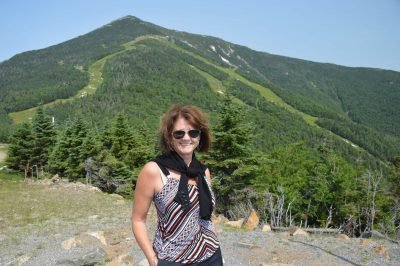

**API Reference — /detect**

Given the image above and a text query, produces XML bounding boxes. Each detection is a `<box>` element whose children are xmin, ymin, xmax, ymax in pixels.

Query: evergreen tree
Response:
<box><xmin>48</xmin><ymin>123</ymin><xmax>74</xmax><ymax>175</ymax></box>
<box><xmin>110</xmin><ymin>114</ymin><xmax>134</xmax><ymax>161</ymax></box>
<box><xmin>206</xmin><ymin>95</ymin><xmax>260</xmax><ymax>215</ymax></box>
<box><xmin>31</xmin><ymin>108</ymin><xmax>56</xmax><ymax>171</ymax></box>
<box><xmin>65</xmin><ymin>117</ymin><xmax>89</xmax><ymax>179</ymax></box>
<box><xmin>127</xmin><ymin>123</ymin><xmax>156</xmax><ymax>178</ymax></box>
<box><xmin>48</xmin><ymin>117</ymin><xmax>97</xmax><ymax>180</ymax></box>
<box><xmin>6</xmin><ymin>123</ymin><xmax>34</xmax><ymax>177</ymax></box>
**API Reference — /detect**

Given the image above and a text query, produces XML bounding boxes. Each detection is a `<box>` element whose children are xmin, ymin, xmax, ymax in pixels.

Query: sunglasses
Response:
<box><xmin>172</xmin><ymin>129</ymin><xmax>201</xmax><ymax>139</ymax></box>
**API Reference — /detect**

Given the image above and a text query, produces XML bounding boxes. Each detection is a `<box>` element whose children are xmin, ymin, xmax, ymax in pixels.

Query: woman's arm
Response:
<box><xmin>131</xmin><ymin>161</ymin><xmax>159</xmax><ymax>266</ymax></box>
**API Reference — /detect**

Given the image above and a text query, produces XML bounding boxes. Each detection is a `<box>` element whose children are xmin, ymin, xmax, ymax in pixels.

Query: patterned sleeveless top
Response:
<box><xmin>153</xmin><ymin>171</ymin><xmax>220</xmax><ymax>264</ymax></box>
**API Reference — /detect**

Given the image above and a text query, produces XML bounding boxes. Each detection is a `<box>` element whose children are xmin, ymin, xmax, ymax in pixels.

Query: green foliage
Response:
<box><xmin>1</xmin><ymin>16</ymin><xmax>399</xmax><ymax>235</ymax></box>
<box><xmin>317</xmin><ymin>118</ymin><xmax>400</xmax><ymax>162</ymax></box>
<box><xmin>206</xmin><ymin>95</ymin><xmax>262</xmax><ymax>214</ymax></box>
<box><xmin>6</xmin><ymin>123</ymin><xmax>34</xmax><ymax>176</ymax></box>
<box><xmin>31</xmin><ymin>108</ymin><xmax>56</xmax><ymax>169</ymax></box>
<box><xmin>6</xmin><ymin>109</ymin><xmax>55</xmax><ymax>177</ymax></box>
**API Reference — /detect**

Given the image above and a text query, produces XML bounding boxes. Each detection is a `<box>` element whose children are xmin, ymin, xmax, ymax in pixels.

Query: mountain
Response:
<box><xmin>0</xmin><ymin>15</ymin><xmax>399</xmax><ymax>165</ymax></box>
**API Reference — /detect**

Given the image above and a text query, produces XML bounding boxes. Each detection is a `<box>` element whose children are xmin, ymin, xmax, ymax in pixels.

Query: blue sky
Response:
<box><xmin>1</xmin><ymin>0</ymin><xmax>399</xmax><ymax>71</ymax></box>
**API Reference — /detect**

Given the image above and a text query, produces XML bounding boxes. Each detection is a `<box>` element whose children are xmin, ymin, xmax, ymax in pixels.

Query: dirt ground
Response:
<box><xmin>1</xmin><ymin>179</ymin><xmax>399</xmax><ymax>266</ymax></box>
<box><xmin>0</xmin><ymin>146</ymin><xmax>7</xmax><ymax>165</ymax></box>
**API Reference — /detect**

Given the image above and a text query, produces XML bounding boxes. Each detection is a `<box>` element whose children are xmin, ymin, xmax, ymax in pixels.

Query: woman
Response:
<box><xmin>131</xmin><ymin>105</ymin><xmax>222</xmax><ymax>266</ymax></box>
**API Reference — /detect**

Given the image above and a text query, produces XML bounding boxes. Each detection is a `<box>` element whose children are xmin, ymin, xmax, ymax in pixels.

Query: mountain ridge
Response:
<box><xmin>0</xmin><ymin>15</ymin><xmax>399</xmax><ymax>164</ymax></box>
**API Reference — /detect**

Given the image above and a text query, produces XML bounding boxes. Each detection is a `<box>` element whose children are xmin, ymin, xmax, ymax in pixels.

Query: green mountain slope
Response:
<box><xmin>0</xmin><ymin>15</ymin><xmax>399</xmax><ymax>164</ymax></box>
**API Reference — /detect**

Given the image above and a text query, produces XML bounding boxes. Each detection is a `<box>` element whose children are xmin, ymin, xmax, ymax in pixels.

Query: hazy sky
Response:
<box><xmin>1</xmin><ymin>0</ymin><xmax>399</xmax><ymax>71</ymax></box>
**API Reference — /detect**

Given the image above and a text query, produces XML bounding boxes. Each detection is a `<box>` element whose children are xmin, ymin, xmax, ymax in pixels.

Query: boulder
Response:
<box><xmin>62</xmin><ymin>234</ymin><xmax>103</xmax><ymax>250</ymax></box>
<box><xmin>336</xmin><ymin>233</ymin><xmax>350</xmax><ymax>240</ymax></box>
<box><xmin>244</xmin><ymin>209</ymin><xmax>259</xmax><ymax>231</ymax></box>
<box><xmin>292</xmin><ymin>228</ymin><xmax>309</xmax><ymax>237</ymax></box>
<box><xmin>226</xmin><ymin>218</ymin><xmax>244</xmax><ymax>228</ymax></box>
<box><xmin>374</xmin><ymin>245</ymin><xmax>389</xmax><ymax>258</ymax></box>
<box><xmin>61</xmin><ymin>229</ymin><xmax>136</xmax><ymax>265</ymax></box>
<box><xmin>212</xmin><ymin>214</ymin><xmax>229</xmax><ymax>225</ymax></box>
<box><xmin>360</xmin><ymin>239</ymin><xmax>373</xmax><ymax>246</ymax></box>
<box><xmin>262</xmin><ymin>224</ymin><xmax>272</xmax><ymax>232</ymax></box>
<box><xmin>106</xmin><ymin>253</ymin><xmax>134</xmax><ymax>266</ymax></box>
<box><xmin>56</xmin><ymin>246</ymin><xmax>106</xmax><ymax>266</ymax></box>
<box><xmin>85</xmin><ymin>231</ymin><xmax>107</xmax><ymax>246</ymax></box>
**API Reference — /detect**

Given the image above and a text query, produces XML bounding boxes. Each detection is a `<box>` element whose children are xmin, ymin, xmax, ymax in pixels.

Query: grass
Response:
<box><xmin>0</xmin><ymin>177</ymin><xmax>142</xmax><ymax>264</ymax></box>
<box><xmin>0</xmin><ymin>171</ymin><xmax>23</xmax><ymax>181</ymax></box>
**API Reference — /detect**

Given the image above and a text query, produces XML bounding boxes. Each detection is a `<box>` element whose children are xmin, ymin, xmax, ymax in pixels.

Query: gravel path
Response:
<box><xmin>1</xmin><ymin>180</ymin><xmax>399</xmax><ymax>266</ymax></box>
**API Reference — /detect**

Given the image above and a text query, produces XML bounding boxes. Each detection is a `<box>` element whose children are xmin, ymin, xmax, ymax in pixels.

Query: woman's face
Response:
<box><xmin>171</xmin><ymin>116</ymin><xmax>200</xmax><ymax>158</ymax></box>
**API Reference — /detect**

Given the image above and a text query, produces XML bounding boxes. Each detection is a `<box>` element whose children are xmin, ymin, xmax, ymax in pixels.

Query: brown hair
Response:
<box><xmin>159</xmin><ymin>104</ymin><xmax>212</xmax><ymax>154</ymax></box>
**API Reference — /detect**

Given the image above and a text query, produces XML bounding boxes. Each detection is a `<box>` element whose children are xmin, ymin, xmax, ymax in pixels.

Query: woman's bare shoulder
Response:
<box><xmin>139</xmin><ymin>161</ymin><xmax>160</xmax><ymax>177</ymax></box>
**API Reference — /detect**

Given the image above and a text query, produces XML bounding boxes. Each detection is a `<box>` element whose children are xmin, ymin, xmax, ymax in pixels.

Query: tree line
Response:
<box><xmin>6</xmin><ymin>97</ymin><xmax>400</xmax><ymax>238</ymax></box>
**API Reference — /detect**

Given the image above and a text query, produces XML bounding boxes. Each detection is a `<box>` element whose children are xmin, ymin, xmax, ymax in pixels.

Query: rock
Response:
<box><xmin>244</xmin><ymin>209</ymin><xmax>259</xmax><ymax>231</ymax></box>
<box><xmin>62</xmin><ymin>234</ymin><xmax>103</xmax><ymax>250</ymax></box>
<box><xmin>336</xmin><ymin>233</ymin><xmax>350</xmax><ymax>240</ymax></box>
<box><xmin>212</xmin><ymin>214</ymin><xmax>229</xmax><ymax>225</ymax></box>
<box><xmin>360</xmin><ymin>239</ymin><xmax>373</xmax><ymax>246</ymax></box>
<box><xmin>85</xmin><ymin>231</ymin><xmax>107</xmax><ymax>246</ymax></box>
<box><xmin>288</xmin><ymin>227</ymin><xmax>298</xmax><ymax>236</ymax></box>
<box><xmin>292</xmin><ymin>228</ymin><xmax>309</xmax><ymax>237</ymax></box>
<box><xmin>15</xmin><ymin>254</ymin><xmax>31</xmax><ymax>266</ymax></box>
<box><xmin>226</xmin><ymin>218</ymin><xmax>244</xmax><ymax>228</ymax></box>
<box><xmin>106</xmin><ymin>253</ymin><xmax>134</xmax><ymax>266</ymax></box>
<box><xmin>52</xmin><ymin>174</ymin><xmax>60</xmax><ymax>183</ymax></box>
<box><xmin>88</xmin><ymin>186</ymin><xmax>102</xmax><ymax>192</ymax></box>
<box><xmin>56</xmin><ymin>246</ymin><xmax>106</xmax><ymax>266</ymax></box>
<box><xmin>262</xmin><ymin>224</ymin><xmax>272</xmax><ymax>232</ymax></box>
<box><xmin>374</xmin><ymin>245</ymin><xmax>389</xmax><ymax>258</ymax></box>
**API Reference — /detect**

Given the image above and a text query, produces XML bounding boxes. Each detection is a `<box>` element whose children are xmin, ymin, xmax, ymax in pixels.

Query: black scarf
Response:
<box><xmin>153</xmin><ymin>151</ymin><xmax>213</xmax><ymax>220</ymax></box>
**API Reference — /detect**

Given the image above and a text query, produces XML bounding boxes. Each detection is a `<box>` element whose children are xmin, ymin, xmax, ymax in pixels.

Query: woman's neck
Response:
<box><xmin>178</xmin><ymin>153</ymin><xmax>192</xmax><ymax>166</ymax></box>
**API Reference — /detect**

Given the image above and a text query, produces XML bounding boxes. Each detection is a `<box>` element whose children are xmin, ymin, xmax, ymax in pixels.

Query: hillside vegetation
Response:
<box><xmin>1</xmin><ymin>16</ymin><xmax>399</xmax><ymax>238</ymax></box>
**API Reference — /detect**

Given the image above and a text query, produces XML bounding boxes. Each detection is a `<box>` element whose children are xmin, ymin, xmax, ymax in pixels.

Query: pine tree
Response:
<box><xmin>31</xmin><ymin>108</ymin><xmax>56</xmax><ymax>171</ymax></box>
<box><xmin>6</xmin><ymin>123</ymin><xmax>34</xmax><ymax>177</ymax></box>
<box><xmin>206</xmin><ymin>95</ymin><xmax>260</xmax><ymax>214</ymax></box>
<box><xmin>110</xmin><ymin>114</ymin><xmax>134</xmax><ymax>161</ymax></box>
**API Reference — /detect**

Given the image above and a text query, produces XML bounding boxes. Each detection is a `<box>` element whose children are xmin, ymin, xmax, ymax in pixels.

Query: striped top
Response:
<box><xmin>153</xmin><ymin>172</ymin><xmax>220</xmax><ymax>264</ymax></box>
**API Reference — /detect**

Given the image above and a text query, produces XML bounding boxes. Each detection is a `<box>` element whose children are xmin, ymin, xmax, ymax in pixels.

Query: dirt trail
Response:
<box><xmin>0</xmin><ymin>144</ymin><xmax>7</xmax><ymax>164</ymax></box>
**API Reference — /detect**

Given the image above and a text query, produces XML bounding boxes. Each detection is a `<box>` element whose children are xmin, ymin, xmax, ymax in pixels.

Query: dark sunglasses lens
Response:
<box><xmin>173</xmin><ymin>131</ymin><xmax>185</xmax><ymax>139</ymax></box>
<box><xmin>188</xmin><ymin>130</ymin><xmax>200</xmax><ymax>138</ymax></box>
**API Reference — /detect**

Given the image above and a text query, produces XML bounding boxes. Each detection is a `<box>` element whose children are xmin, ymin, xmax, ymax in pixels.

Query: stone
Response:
<box><xmin>226</xmin><ymin>218</ymin><xmax>244</xmax><ymax>228</ymax></box>
<box><xmin>85</xmin><ymin>231</ymin><xmax>107</xmax><ymax>245</ymax></box>
<box><xmin>262</xmin><ymin>224</ymin><xmax>272</xmax><ymax>232</ymax></box>
<box><xmin>212</xmin><ymin>214</ymin><xmax>229</xmax><ymax>225</ymax></box>
<box><xmin>62</xmin><ymin>234</ymin><xmax>103</xmax><ymax>250</ymax></box>
<box><xmin>15</xmin><ymin>254</ymin><xmax>31</xmax><ymax>266</ymax></box>
<box><xmin>292</xmin><ymin>228</ymin><xmax>309</xmax><ymax>237</ymax></box>
<box><xmin>336</xmin><ymin>233</ymin><xmax>350</xmax><ymax>240</ymax></box>
<box><xmin>51</xmin><ymin>174</ymin><xmax>60</xmax><ymax>183</ymax></box>
<box><xmin>374</xmin><ymin>245</ymin><xmax>389</xmax><ymax>258</ymax></box>
<box><xmin>56</xmin><ymin>246</ymin><xmax>106</xmax><ymax>266</ymax></box>
<box><xmin>244</xmin><ymin>209</ymin><xmax>259</xmax><ymax>231</ymax></box>
<box><xmin>360</xmin><ymin>239</ymin><xmax>373</xmax><ymax>246</ymax></box>
<box><xmin>106</xmin><ymin>253</ymin><xmax>134</xmax><ymax>266</ymax></box>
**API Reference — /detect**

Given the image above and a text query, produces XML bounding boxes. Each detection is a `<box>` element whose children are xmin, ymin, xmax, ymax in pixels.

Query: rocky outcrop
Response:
<box><xmin>60</xmin><ymin>229</ymin><xmax>135</xmax><ymax>266</ymax></box>
<box><xmin>244</xmin><ymin>209</ymin><xmax>259</xmax><ymax>231</ymax></box>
